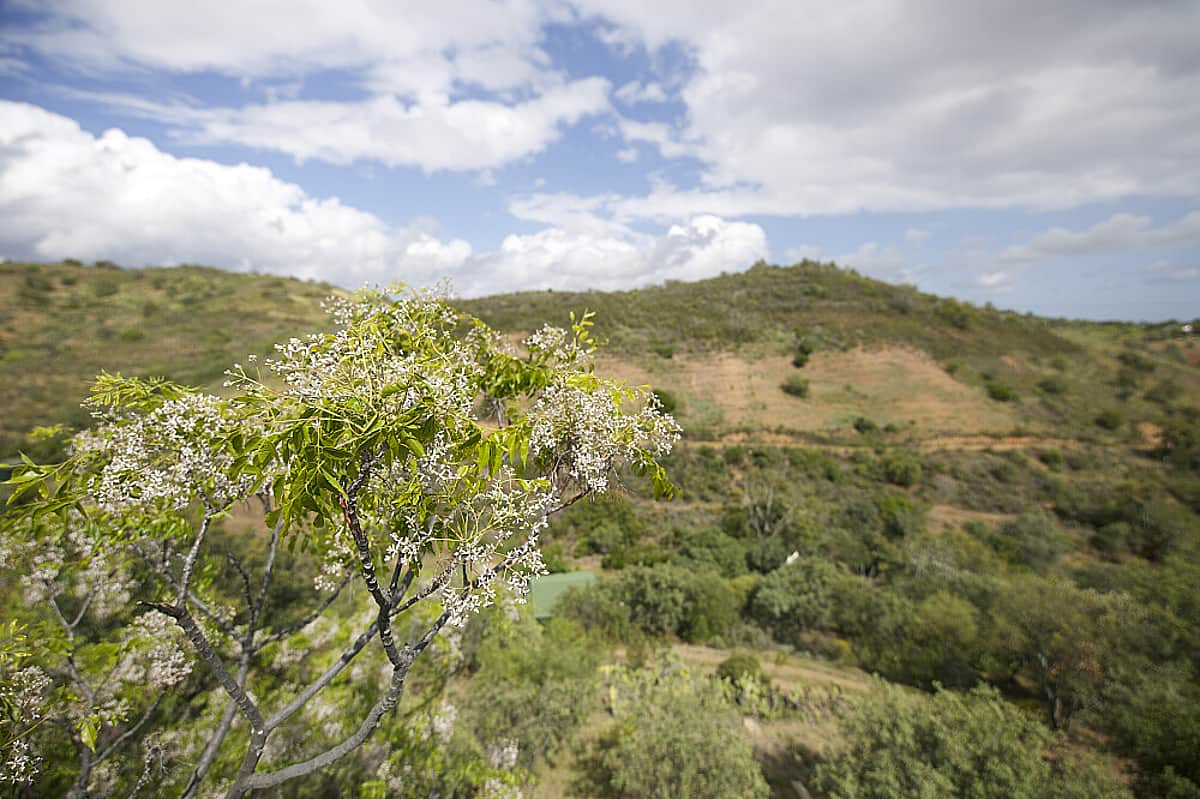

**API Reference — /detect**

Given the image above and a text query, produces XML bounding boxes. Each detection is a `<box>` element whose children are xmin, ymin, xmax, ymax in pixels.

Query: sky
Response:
<box><xmin>0</xmin><ymin>1</ymin><xmax>1198</xmax><ymax>320</ymax></box>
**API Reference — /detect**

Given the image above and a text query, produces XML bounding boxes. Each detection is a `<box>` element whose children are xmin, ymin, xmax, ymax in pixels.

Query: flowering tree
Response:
<box><xmin>2</xmin><ymin>286</ymin><xmax>679</xmax><ymax>796</ymax></box>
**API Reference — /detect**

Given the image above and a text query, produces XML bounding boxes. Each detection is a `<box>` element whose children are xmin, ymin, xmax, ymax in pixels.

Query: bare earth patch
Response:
<box><xmin>928</xmin><ymin>504</ymin><xmax>1014</xmax><ymax>531</ymax></box>
<box><xmin>601</xmin><ymin>347</ymin><xmax>1017</xmax><ymax>438</ymax></box>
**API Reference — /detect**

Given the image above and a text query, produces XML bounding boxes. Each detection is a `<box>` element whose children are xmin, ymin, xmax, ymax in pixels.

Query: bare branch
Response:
<box><xmin>250</xmin><ymin>519</ymin><xmax>283</xmax><ymax>630</ymax></box>
<box><xmin>177</xmin><ymin>514</ymin><xmax>212</xmax><ymax>604</ymax></box>
<box><xmin>142</xmin><ymin>603</ymin><xmax>265</xmax><ymax>733</ymax></box>
<box><xmin>265</xmin><ymin>620</ymin><xmax>378</xmax><ymax>730</ymax></box>
<box><xmin>133</xmin><ymin>545</ymin><xmax>239</xmax><ymax>641</ymax></box>
<box><xmin>225</xmin><ymin>552</ymin><xmax>254</xmax><ymax>617</ymax></box>
<box><xmin>181</xmin><ymin>659</ymin><xmax>249</xmax><ymax>799</ymax></box>
<box><xmin>240</xmin><ymin>665</ymin><xmax>408</xmax><ymax>793</ymax></box>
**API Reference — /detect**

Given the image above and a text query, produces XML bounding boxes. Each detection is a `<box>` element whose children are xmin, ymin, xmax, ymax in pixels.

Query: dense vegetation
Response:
<box><xmin>2</xmin><ymin>258</ymin><xmax>1199</xmax><ymax>797</ymax></box>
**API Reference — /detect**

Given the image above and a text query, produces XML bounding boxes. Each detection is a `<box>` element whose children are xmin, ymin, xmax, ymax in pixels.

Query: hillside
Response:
<box><xmin>3</xmin><ymin>259</ymin><xmax>1197</xmax><ymax>460</ymax></box>
<box><xmin>3</xmin><ymin>258</ymin><xmax>1200</xmax><ymax>798</ymax></box>
<box><xmin>0</xmin><ymin>261</ymin><xmax>336</xmax><ymax>458</ymax></box>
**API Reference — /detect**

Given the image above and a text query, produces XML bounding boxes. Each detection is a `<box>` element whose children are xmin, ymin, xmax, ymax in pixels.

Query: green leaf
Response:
<box><xmin>78</xmin><ymin>714</ymin><xmax>101</xmax><ymax>751</ymax></box>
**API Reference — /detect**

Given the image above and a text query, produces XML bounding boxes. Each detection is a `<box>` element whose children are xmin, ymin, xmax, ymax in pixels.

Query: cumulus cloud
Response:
<box><xmin>578</xmin><ymin>0</ymin><xmax>1200</xmax><ymax>217</ymax></box>
<box><xmin>8</xmin><ymin>1</ymin><xmax>610</xmax><ymax>172</ymax></box>
<box><xmin>0</xmin><ymin>102</ymin><xmax>473</xmax><ymax>284</ymax></box>
<box><xmin>0</xmin><ymin>102</ymin><xmax>765</xmax><ymax>294</ymax></box>
<box><xmin>463</xmin><ymin>214</ymin><xmax>769</xmax><ymax>295</ymax></box>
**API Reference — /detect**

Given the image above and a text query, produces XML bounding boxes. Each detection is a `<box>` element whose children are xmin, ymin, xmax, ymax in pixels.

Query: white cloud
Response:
<box><xmin>0</xmin><ymin>101</ymin><xmax>469</xmax><ymax>284</ymax></box>
<box><xmin>578</xmin><ymin>0</ymin><xmax>1200</xmax><ymax>217</ymax></box>
<box><xmin>90</xmin><ymin>78</ymin><xmax>611</xmax><ymax>172</ymax></box>
<box><xmin>976</xmin><ymin>271</ymin><xmax>1012</xmax><ymax>289</ymax></box>
<box><xmin>463</xmin><ymin>214</ymin><xmax>769</xmax><ymax>295</ymax></box>
<box><xmin>614</xmin><ymin>80</ymin><xmax>667</xmax><ymax>105</ymax></box>
<box><xmin>1003</xmin><ymin>211</ymin><xmax>1200</xmax><ymax>262</ymax></box>
<box><xmin>0</xmin><ymin>102</ymin><xmax>766</xmax><ymax>296</ymax></box>
<box><xmin>9</xmin><ymin>1</ymin><xmax>611</xmax><ymax>172</ymax></box>
<box><xmin>8</xmin><ymin>0</ymin><xmax>552</xmax><ymax>96</ymax></box>
<box><xmin>616</xmin><ymin>146</ymin><xmax>639</xmax><ymax>163</ymax></box>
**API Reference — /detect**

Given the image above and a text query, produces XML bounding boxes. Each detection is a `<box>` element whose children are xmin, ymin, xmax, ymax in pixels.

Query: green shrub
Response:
<box><xmin>792</xmin><ymin>338</ymin><xmax>815</xmax><ymax>368</ymax></box>
<box><xmin>1095</xmin><ymin>409</ymin><xmax>1123</xmax><ymax>430</ymax></box>
<box><xmin>1037</xmin><ymin>375</ymin><xmax>1067</xmax><ymax>395</ymax></box>
<box><xmin>781</xmin><ymin>374</ymin><xmax>810</xmax><ymax>398</ymax></box>
<box><xmin>1118</xmin><ymin>350</ymin><xmax>1155</xmax><ymax>372</ymax></box>
<box><xmin>853</xmin><ymin>416</ymin><xmax>879</xmax><ymax>435</ymax></box>
<box><xmin>1037</xmin><ymin>448</ymin><xmax>1063</xmax><ymax>468</ymax></box>
<box><xmin>812</xmin><ymin>684</ymin><xmax>1133</xmax><ymax>799</ymax></box>
<box><xmin>573</xmin><ymin>667</ymin><xmax>769</xmax><ymax>799</ymax></box>
<box><xmin>1145</xmin><ymin>378</ymin><xmax>1183</xmax><ymax>405</ymax></box>
<box><xmin>986</xmin><ymin>380</ymin><xmax>1018</xmax><ymax>401</ymax></box>
<box><xmin>715</xmin><ymin>652</ymin><xmax>766</xmax><ymax>686</ymax></box>
<box><xmin>92</xmin><ymin>278</ymin><xmax>119</xmax><ymax>298</ymax></box>
<box><xmin>881</xmin><ymin>450</ymin><xmax>922</xmax><ymax>487</ymax></box>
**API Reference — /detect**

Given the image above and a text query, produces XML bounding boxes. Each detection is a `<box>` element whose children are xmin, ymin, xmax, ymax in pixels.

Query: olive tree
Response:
<box><xmin>3</xmin><ymin>285</ymin><xmax>679</xmax><ymax>797</ymax></box>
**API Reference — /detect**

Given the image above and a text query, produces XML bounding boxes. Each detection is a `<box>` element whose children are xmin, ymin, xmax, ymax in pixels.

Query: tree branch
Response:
<box><xmin>240</xmin><ymin>665</ymin><xmax>408</xmax><ymax>792</ymax></box>
<box><xmin>134</xmin><ymin>545</ymin><xmax>239</xmax><ymax>641</ymax></box>
<box><xmin>142</xmin><ymin>603</ymin><xmax>265</xmax><ymax>733</ymax></box>
<box><xmin>95</xmin><ymin>695</ymin><xmax>162</xmax><ymax>764</ymax></box>
<box><xmin>176</xmin><ymin>514</ymin><xmax>212</xmax><ymax>605</ymax></box>
<box><xmin>264</xmin><ymin>620</ymin><xmax>379</xmax><ymax>730</ymax></box>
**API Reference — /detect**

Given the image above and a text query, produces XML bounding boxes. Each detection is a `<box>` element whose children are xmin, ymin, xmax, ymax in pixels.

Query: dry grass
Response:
<box><xmin>600</xmin><ymin>347</ymin><xmax>1017</xmax><ymax>440</ymax></box>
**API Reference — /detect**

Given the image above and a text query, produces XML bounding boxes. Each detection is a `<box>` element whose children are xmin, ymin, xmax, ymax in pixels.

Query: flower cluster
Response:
<box><xmin>0</xmin><ymin>666</ymin><xmax>51</xmax><ymax>784</ymax></box>
<box><xmin>528</xmin><ymin>378</ymin><xmax>681</xmax><ymax>494</ymax></box>
<box><xmin>72</xmin><ymin>394</ymin><xmax>254</xmax><ymax>513</ymax></box>
<box><xmin>131</xmin><ymin>611</ymin><xmax>193</xmax><ymax>689</ymax></box>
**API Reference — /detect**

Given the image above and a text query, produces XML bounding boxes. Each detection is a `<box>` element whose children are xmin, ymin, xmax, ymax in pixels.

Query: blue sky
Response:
<box><xmin>0</xmin><ymin>1</ymin><xmax>1197</xmax><ymax>320</ymax></box>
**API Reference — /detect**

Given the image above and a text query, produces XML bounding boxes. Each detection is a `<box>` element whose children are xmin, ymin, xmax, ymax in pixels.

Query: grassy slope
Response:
<box><xmin>3</xmin><ymin>258</ymin><xmax>1198</xmax><ymax>458</ymax></box>
<box><xmin>0</xmin><ymin>261</ymin><xmax>336</xmax><ymax>457</ymax></box>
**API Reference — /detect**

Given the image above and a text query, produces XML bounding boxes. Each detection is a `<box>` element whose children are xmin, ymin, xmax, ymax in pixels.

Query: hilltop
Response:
<box><xmin>2</xmin><ymin>259</ymin><xmax>1197</xmax><ymax>460</ymax></box>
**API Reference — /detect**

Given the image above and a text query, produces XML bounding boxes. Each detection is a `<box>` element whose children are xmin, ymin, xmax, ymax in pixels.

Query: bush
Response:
<box><xmin>573</xmin><ymin>666</ymin><xmax>769</xmax><ymax>799</ymax></box>
<box><xmin>986</xmin><ymin>380</ymin><xmax>1018</xmax><ymax>402</ymax></box>
<box><xmin>792</xmin><ymin>338</ymin><xmax>815</xmax><ymax>368</ymax></box>
<box><xmin>996</xmin><ymin>511</ymin><xmax>1068</xmax><ymax>571</ymax></box>
<box><xmin>716</xmin><ymin>652</ymin><xmax>766</xmax><ymax>686</ymax></box>
<box><xmin>749</xmin><ymin>557</ymin><xmax>845</xmax><ymax>642</ymax></box>
<box><xmin>618</xmin><ymin>566</ymin><xmax>738</xmax><ymax>642</ymax></box>
<box><xmin>1037</xmin><ymin>448</ymin><xmax>1063</xmax><ymax>468</ymax></box>
<box><xmin>812</xmin><ymin>683</ymin><xmax>1132</xmax><ymax>799</ymax></box>
<box><xmin>1037</xmin><ymin>375</ymin><xmax>1067</xmax><ymax>395</ymax></box>
<box><xmin>651</xmin><ymin>388</ymin><xmax>680</xmax><ymax>414</ymax></box>
<box><xmin>1095</xmin><ymin>409</ymin><xmax>1123</xmax><ymax>430</ymax></box>
<box><xmin>881</xmin><ymin>450</ymin><xmax>922</xmax><ymax>487</ymax></box>
<box><xmin>781</xmin><ymin>374</ymin><xmax>810</xmax><ymax>398</ymax></box>
<box><xmin>853</xmin><ymin>416</ymin><xmax>879</xmax><ymax>435</ymax></box>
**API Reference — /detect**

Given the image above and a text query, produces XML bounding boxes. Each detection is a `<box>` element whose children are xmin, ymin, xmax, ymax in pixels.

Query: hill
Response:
<box><xmin>0</xmin><ymin>261</ymin><xmax>336</xmax><ymax>458</ymax></box>
<box><xmin>3</xmin><ymin>258</ymin><xmax>1197</xmax><ymax>460</ymax></box>
<box><xmin>3</xmin><ymin>258</ymin><xmax>1200</xmax><ymax>797</ymax></box>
